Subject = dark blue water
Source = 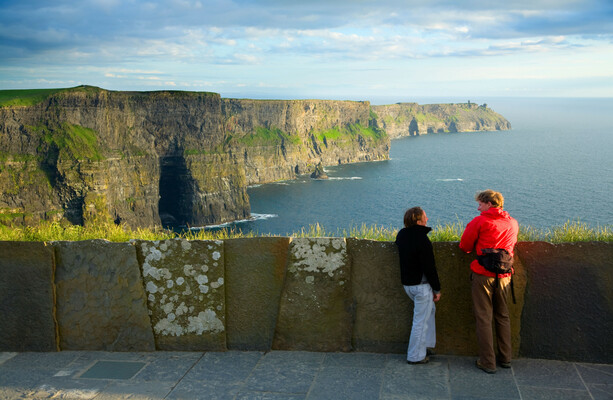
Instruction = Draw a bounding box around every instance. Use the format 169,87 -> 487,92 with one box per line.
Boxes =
214,98 -> 613,235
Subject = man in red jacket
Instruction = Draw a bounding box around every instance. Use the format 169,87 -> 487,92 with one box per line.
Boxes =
459,189 -> 518,374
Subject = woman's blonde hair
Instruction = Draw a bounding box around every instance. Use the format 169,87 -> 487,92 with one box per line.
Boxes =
475,189 -> 504,208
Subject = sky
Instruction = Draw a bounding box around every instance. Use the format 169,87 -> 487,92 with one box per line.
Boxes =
1,0 -> 612,102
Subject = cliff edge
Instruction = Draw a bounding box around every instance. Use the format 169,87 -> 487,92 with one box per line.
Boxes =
0,86 -> 388,228
0,88 -> 511,229
371,102 -> 511,138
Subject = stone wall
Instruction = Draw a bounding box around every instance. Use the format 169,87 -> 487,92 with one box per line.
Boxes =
0,239 -> 611,363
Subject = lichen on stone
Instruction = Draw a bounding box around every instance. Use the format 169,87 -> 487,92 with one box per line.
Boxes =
290,238 -> 347,278
139,239 -> 225,337
187,309 -> 224,335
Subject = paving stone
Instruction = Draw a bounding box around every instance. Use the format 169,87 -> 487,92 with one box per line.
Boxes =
131,352 -> 202,382
588,383 -> 613,400
0,352 -> 16,365
237,392 -> 306,400
244,351 -> 324,394
137,239 -> 226,351
518,386 -> 592,400
0,350 -> 610,400
27,377 -> 110,400
323,352 -> 388,369
448,356 -> 519,399
0,351 -> 80,370
0,241 -> 56,352
225,237 -> 290,351
78,360 -> 147,380
92,380 -> 175,400
54,240 -> 154,351
168,380 -> 243,400
182,351 -> 262,383
512,359 -> 585,389
576,363 -> 613,384
273,238 -> 352,352
308,365 -> 383,400
383,355 -> 450,399
0,367 -> 51,388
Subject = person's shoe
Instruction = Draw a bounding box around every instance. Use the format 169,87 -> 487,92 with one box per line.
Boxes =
407,356 -> 429,364
426,348 -> 436,356
498,360 -> 511,368
476,360 -> 496,374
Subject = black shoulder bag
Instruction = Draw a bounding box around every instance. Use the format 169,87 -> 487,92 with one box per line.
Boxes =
477,248 -> 516,304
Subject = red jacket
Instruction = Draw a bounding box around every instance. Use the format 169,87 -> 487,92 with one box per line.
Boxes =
459,207 -> 519,277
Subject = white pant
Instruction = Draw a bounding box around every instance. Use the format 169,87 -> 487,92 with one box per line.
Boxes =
404,284 -> 436,362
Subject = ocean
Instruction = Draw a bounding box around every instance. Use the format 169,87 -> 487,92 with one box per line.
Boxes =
211,98 -> 613,235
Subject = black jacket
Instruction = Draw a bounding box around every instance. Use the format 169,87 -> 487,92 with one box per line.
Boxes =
395,225 -> 441,292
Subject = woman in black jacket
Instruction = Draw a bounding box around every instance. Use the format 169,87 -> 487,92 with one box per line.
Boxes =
395,207 -> 441,364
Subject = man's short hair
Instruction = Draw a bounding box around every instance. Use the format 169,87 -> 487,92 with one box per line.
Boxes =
404,206 -> 425,228
475,189 -> 504,208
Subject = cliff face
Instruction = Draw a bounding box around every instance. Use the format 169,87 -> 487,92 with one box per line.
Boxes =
371,102 -> 511,138
0,87 -> 388,228
221,99 -> 386,185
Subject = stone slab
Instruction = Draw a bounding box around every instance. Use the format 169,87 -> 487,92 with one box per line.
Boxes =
93,381 -> 175,400
512,359 -> 586,390
308,365 -> 383,400
516,242 -> 613,363
348,239 -> 411,353
136,239 -> 226,351
54,240 -> 154,351
79,361 -> 146,380
224,237 -> 290,350
272,238 -> 352,351
0,241 -> 57,352
181,351 -> 263,384
383,354 -> 450,399
243,351 -> 324,394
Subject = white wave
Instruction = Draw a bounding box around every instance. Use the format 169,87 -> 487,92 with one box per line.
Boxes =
327,176 -> 363,180
192,213 -> 278,230
436,178 -> 464,182
250,213 -> 278,221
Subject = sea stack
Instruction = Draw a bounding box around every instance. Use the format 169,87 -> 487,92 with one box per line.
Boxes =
310,162 -> 329,179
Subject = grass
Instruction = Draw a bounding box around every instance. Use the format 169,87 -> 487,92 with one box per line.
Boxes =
316,124 -> 386,143
0,220 -> 610,243
237,126 -> 302,146
0,88 -> 66,107
41,123 -> 104,161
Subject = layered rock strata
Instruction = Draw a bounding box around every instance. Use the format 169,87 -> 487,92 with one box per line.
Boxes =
0,87 -> 388,228
371,102 -> 511,138
0,88 -> 511,228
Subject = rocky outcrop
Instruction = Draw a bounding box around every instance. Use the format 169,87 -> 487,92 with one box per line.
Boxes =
0,86 -> 389,228
310,162 -> 328,179
371,102 -> 511,138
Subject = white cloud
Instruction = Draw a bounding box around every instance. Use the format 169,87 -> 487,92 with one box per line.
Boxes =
0,0 -> 612,96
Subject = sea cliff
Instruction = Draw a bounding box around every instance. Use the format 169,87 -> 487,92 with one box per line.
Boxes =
0,87 -> 510,228
371,102 -> 511,138
0,87 -> 388,228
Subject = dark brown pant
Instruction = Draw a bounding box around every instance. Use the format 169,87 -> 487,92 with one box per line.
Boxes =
471,273 -> 512,370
